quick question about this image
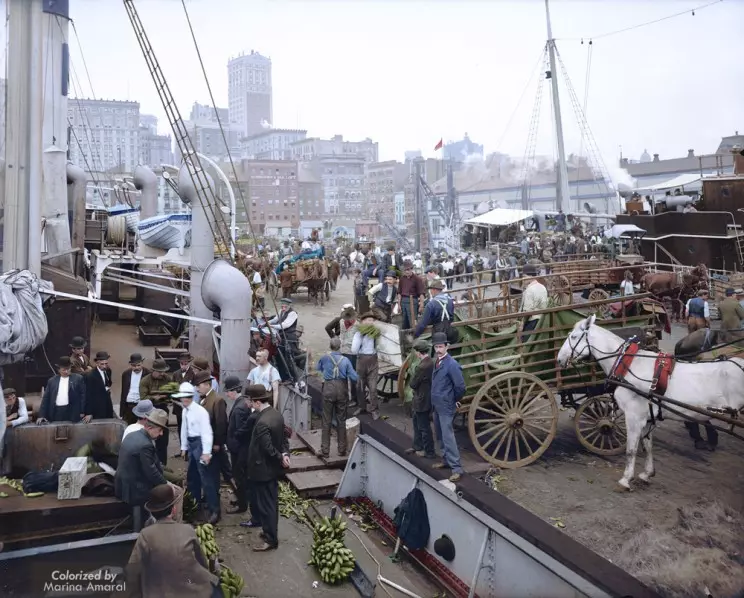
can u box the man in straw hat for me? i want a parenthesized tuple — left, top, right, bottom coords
(123, 484, 219, 597)
(175, 381, 220, 525)
(37, 356, 86, 424)
(120, 353, 150, 425)
(68, 336, 93, 375)
(140, 358, 173, 465)
(115, 408, 169, 531)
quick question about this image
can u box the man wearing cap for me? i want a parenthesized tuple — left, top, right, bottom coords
(351, 311, 381, 419)
(84, 351, 114, 421)
(414, 279, 458, 345)
(718, 287, 744, 339)
(430, 332, 466, 482)
(4, 388, 29, 429)
(123, 400, 154, 440)
(115, 408, 169, 531)
(269, 298, 300, 344)
(69, 336, 93, 375)
(398, 261, 426, 330)
(176, 382, 219, 525)
(425, 266, 448, 292)
(37, 357, 87, 424)
(246, 388, 290, 551)
(120, 353, 150, 425)
(316, 337, 359, 458)
(172, 353, 195, 438)
(227, 383, 262, 518)
(406, 340, 436, 459)
(195, 369, 230, 519)
(324, 305, 359, 370)
(140, 359, 173, 465)
(684, 288, 710, 333)
(123, 484, 219, 598)
(367, 271, 398, 322)
(519, 264, 548, 340)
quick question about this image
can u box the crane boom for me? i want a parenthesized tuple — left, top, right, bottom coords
(122, 0, 234, 262)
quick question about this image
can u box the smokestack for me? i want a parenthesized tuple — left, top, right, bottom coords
(687, 149, 695, 158)
(42, 145, 73, 272)
(653, 154, 660, 162)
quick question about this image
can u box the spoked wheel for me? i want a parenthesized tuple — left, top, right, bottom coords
(267, 271, 279, 299)
(574, 395, 626, 455)
(553, 292, 572, 306)
(587, 288, 611, 317)
(468, 371, 558, 469)
(325, 280, 331, 301)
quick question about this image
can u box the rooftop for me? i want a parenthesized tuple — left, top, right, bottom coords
(241, 128, 307, 142)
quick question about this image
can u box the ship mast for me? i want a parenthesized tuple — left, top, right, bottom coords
(545, 0, 571, 213)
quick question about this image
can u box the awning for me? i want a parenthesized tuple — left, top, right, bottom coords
(464, 208, 534, 227)
(635, 173, 701, 192)
(604, 224, 646, 239)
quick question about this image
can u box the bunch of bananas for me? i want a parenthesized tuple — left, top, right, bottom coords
(218, 565, 244, 598)
(278, 481, 315, 524)
(160, 382, 181, 395)
(309, 516, 355, 585)
(196, 523, 219, 561)
(183, 491, 198, 520)
(0, 476, 42, 497)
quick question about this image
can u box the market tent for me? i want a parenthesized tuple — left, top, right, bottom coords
(604, 224, 646, 239)
(635, 173, 701, 192)
(464, 208, 534, 227)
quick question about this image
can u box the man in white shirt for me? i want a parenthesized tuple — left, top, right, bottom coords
(520, 264, 548, 340)
(37, 356, 86, 423)
(120, 353, 149, 425)
(247, 349, 281, 408)
(620, 270, 635, 297)
(175, 382, 219, 524)
(351, 312, 381, 419)
(4, 388, 29, 428)
(122, 400, 154, 439)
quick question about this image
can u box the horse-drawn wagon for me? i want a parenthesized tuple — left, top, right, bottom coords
(275, 257, 332, 306)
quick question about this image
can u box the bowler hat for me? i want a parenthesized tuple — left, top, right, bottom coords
(192, 370, 213, 386)
(129, 353, 144, 364)
(243, 384, 271, 400)
(132, 400, 154, 418)
(56, 356, 73, 369)
(69, 336, 86, 349)
(412, 340, 431, 353)
(144, 483, 182, 513)
(192, 357, 210, 371)
(177, 352, 192, 363)
(433, 534, 456, 562)
(431, 332, 449, 346)
(94, 351, 110, 361)
(144, 408, 169, 430)
(3, 387, 17, 397)
(151, 358, 169, 372)
(223, 375, 242, 392)
(522, 263, 538, 276)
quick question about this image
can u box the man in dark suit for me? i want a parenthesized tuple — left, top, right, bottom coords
(226, 381, 261, 517)
(246, 390, 290, 551)
(120, 353, 150, 425)
(37, 357, 87, 423)
(69, 336, 93, 375)
(172, 352, 194, 441)
(84, 351, 114, 420)
(115, 409, 169, 531)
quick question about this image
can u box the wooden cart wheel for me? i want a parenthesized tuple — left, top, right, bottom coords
(574, 395, 626, 456)
(468, 371, 558, 469)
(553, 292, 572, 306)
(587, 288, 610, 317)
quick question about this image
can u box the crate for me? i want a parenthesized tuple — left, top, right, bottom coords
(57, 456, 88, 500)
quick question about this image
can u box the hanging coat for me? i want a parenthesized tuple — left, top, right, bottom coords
(392, 488, 430, 550)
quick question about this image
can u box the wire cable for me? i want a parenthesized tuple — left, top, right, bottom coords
(70, 19, 98, 100)
(559, 0, 724, 42)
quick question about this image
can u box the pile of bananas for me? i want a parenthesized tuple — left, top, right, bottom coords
(183, 490, 198, 521)
(278, 481, 315, 524)
(0, 476, 43, 498)
(195, 523, 219, 561)
(160, 382, 181, 395)
(309, 516, 355, 585)
(218, 565, 244, 598)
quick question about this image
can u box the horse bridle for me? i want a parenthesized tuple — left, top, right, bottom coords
(564, 328, 590, 366)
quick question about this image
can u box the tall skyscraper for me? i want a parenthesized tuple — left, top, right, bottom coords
(228, 50, 273, 139)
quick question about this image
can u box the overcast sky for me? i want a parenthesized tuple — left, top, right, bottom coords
(23, 1, 744, 167)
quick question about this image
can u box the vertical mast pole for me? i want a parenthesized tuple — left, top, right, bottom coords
(545, 0, 571, 213)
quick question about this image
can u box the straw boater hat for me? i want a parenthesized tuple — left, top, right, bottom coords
(145, 483, 182, 513)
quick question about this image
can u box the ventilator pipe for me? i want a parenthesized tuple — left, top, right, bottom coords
(66, 162, 87, 251)
(179, 163, 216, 361)
(133, 165, 160, 257)
(202, 258, 253, 382)
(42, 146, 73, 272)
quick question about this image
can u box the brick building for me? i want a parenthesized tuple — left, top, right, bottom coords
(233, 159, 299, 233)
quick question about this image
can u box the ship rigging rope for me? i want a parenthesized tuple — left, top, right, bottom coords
(558, 0, 723, 41)
(575, 40, 592, 192)
(179, 0, 286, 325)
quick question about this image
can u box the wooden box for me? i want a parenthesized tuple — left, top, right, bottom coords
(57, 456, 88, 500)
(345, 417, 360, 450)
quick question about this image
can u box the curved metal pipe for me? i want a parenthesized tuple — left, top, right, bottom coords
(67, 162, 87, 251)
(201, 258, 252, 382)
(133, 165, 158, 220)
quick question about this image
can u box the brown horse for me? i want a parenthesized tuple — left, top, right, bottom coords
(328, 259, 340, 291)
(305, 260, 327, 307)
(642, 264, 708, 321)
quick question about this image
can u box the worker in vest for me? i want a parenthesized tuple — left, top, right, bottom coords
(684, 289, 710, 333)
(316, 337, 359, 458)
(413, 279, 458, 345)
(367, 271, 398, 322)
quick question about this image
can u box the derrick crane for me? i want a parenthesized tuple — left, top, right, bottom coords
(122, 0, 234, 262)
(375, 213, 413, 253)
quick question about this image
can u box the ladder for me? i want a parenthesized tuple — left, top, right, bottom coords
(735, 234, 744, 272)
(122, 1, 233, 262)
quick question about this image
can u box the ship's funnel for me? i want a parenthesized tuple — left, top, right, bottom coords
(201, 258, 252, 382)
(133, 165, 158, 220)
(66, 162, 87, 252)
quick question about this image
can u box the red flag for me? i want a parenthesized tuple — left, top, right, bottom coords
(434, 138, 443, 151)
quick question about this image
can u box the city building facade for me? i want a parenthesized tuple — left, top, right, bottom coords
(139, 115, 173, 168)
(232, 159, 299, 233)
(297, 163, 323, 221)
(67, 98, 140, 173)
(228, 50, 272, 138)
(189, 102, 229, 124)
(241, 129, 307, 160)
(364, 160, 407, 223)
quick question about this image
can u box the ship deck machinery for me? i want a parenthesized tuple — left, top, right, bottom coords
(336, 420, 660, 598)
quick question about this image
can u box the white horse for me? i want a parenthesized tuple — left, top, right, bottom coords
(556, 315, 744, 490)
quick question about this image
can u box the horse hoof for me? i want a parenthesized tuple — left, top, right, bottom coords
(637, 474, 650, 484)
(615, 481, 632, 492)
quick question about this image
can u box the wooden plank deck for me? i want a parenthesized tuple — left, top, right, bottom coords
(286, 469, 344, 499)
(296, 428, 349, 467)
